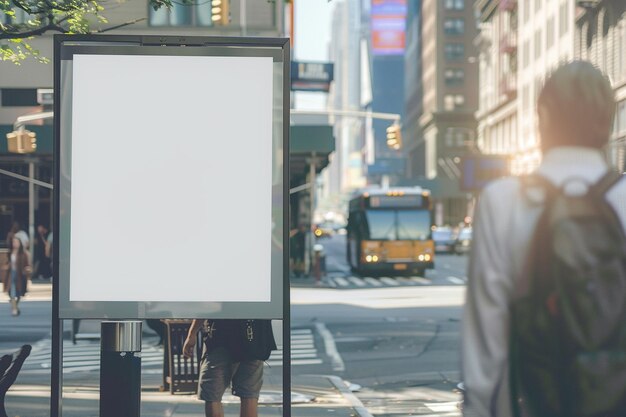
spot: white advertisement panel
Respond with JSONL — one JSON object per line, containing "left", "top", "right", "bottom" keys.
{"left": 68, "top": 54, "right": 273, "bottom": 304}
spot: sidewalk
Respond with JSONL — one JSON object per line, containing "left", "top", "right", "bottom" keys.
{"left": 4, "top": 280, "right": 370, "bottom": 417}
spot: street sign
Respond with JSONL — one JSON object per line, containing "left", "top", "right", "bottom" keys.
{"left": 291, "top": 61, "right": 334, "bottom": 92}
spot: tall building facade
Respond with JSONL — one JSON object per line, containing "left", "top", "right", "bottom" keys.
{"left": 475, "top": 0, "right": 577, "bottom": 174}
{"left": 367, "top": 0, "right": 407, "bottom": 185}
{"left": 407, "top": 0, "right": 478, "bottom": 225}
{"left": 404, "top": 0, "right": 424, "bottom": 178}
{"left": 575, "top": 0, "right": 626, "bottom": 172}
{"left": 327, "top": 0, "right": 366, "bottom": 198}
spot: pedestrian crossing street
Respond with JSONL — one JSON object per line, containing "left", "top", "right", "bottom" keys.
{"left": 324, "top": 275, "right": 467, "bottom": 289}
{"left": 21, "top": 328, "right": 323, "bottom": 374}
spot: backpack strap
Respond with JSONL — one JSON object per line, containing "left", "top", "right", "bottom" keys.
{"left": 588, "top": 169, "right": 623, "bottom": 199}
{"left": 520, "top": 173, "right": 558, "bottom": 205}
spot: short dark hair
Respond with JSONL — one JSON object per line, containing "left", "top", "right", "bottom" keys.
{"left": 538, "top": 60, "right": 615, "bottom": 151}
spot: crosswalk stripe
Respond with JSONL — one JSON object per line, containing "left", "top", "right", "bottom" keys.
{"left": 363, "top": 277, "right": 383, "bottom": 287}
{"left": 447, "top": 276, "right": 466, "bottom": 285}
{"left": 348, "top": 277, "right": 367, "bottom": 287}
{"left": 396, "top": 277, "right": 416, "bottom": 285}
{"left": 334, "top": 277, "right": 350, "bottom": 287}
{"left": 409, "top": 276, "right": 431, "bottom": 284}
{"left": 22, "top": 328, "right": 324, "bottom": 373}
{"left": 380, "top": 277, "right": 400, "bottom": 286}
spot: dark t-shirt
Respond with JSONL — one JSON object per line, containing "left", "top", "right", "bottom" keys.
{"left": 202, "top": 319, "right": 277, "bottom": 361}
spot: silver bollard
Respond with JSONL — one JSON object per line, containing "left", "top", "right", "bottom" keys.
{"left": 100, "top": 321, "right": 142, "bottom": 417}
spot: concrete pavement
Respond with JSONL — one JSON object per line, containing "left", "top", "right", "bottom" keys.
{"left": 2, "top": 280, "right": 371, "bottom": 417}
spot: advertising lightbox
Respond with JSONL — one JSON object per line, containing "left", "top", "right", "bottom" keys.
{"left": 54, "top": 36, "right": 289, "bottom": 319}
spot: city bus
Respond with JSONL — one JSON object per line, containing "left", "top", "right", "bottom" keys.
{"left": 346, "top": 187, "right": 434, "bottom": 275}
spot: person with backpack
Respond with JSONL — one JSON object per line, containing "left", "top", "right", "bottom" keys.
{"left": 462, "top": 60, "right": 626, "bottom": 417}
{"left": 183, "top": 319, "right": 277, "bottom": 417}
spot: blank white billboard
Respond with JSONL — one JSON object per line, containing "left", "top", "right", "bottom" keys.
{"left": 68, "top": 54, "right": 273, "bottom": 303}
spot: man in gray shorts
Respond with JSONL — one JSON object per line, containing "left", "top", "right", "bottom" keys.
{"left": 183, "top": 319, "right": 276, "bottom": 417}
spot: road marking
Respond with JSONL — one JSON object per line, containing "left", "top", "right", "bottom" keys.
{"left": 396, "top": 277, "right": 417, "bottom": 285}
{"left": 447, "top": 276, "right": 466, "bottom": 285}
{"left": 325, "top": 278, "right": 338, "bottom": 288}
{"left": 348, "top": 277, "right": 367, "bottom": 287}
{"left": 363, "top": 277, "right": 383, "bottom": 287}
{"left": 314, "top": 322, "right": 345, "bottom": 372}
{"left": 409, "top": 276, "right": 431, "bottom": 284}
{"left": 334, "top": 277, "right": 350, "bottom": 287}
{"left": 380, "top": 277, "right": 400, "bottom": 286}
{"left": 424, "top": 401, "right": 461, "bottom": 412}
{"left": 23, "top": 328, "right": 325, "bottom": 373}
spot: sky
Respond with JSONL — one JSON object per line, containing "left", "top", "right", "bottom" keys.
{"left": 293, "top": 0, "right": 335, "bottom": 109}
{"left": 294, "top": 0, "right": 334, "bottom": 61}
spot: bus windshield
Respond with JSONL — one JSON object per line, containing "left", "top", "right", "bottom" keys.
{"left": 365, "top": 210, "right": 431, "bottom": 240}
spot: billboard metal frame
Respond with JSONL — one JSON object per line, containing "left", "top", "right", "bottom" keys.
{"left": 52, "top": 34, "right": 291, "bottom": 417}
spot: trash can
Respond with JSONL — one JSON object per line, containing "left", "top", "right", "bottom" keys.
{"left": 100, "top": 321, "right": 142, "bottom": 417}
{"left": 161, "top": 319, "right": 203, "bottom": 394}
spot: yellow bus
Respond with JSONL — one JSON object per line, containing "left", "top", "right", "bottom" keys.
{"left": 347, "top": 187, "right": 434, "bottom": 276}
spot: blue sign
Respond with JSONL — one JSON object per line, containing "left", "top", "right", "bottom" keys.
{"left": 460, "top": 155, "right": 509, "bottom": 192}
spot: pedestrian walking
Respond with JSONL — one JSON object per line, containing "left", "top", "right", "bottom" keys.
{"left": 2, "top": 236, "right": 31, "bottom": 316}
{"left": 462, "top": 61, "right": 626, "bottom": 417}
{"left": 34, "top": 224, "right": 51, "bottom": 279}
{"left": 183, "top": 319, "right": 276, "bottom": 417}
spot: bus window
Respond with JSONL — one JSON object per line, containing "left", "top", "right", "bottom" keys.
{"left": 365, "top": 211, "right": 396, "bottom": 240}
{"left": 396, "top": 210, "right": 431, "bottom": 240}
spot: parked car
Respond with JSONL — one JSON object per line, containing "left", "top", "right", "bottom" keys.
{"left": 432, "top": 227, "right": 456, "bottom": 253}
{"left": 453, "top": 227, "right": 472, "bottom": 254}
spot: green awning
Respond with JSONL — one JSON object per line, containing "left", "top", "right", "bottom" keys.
{"left": 290, "top": 125, "right": 335, "bottom": 154}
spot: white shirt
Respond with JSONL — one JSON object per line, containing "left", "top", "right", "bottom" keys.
{"left": 462, "top": 147, "right": 626, "bottom": 417}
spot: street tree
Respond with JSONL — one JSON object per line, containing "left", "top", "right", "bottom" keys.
{"left": 0, "top": 0, "right": 179, "bottom": 64}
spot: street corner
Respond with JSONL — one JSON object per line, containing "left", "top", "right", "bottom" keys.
{"left": 291, "top": 374, "right": 373, "bottom": 417}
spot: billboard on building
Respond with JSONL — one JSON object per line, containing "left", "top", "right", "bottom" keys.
{"left": 371, "top": 0, "right": 407, "bottom": 56}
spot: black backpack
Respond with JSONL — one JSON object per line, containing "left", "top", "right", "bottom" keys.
{"left": 510, "top": 171, "right": 626, "bottom": 417}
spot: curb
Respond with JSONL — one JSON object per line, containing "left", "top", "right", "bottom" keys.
{"left": 325, "top": 375, "right": 374, "bottom": 417}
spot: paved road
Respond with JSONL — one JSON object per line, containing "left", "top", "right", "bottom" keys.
{"left": 291, "top": 233, "right": 468, "bottom": 416}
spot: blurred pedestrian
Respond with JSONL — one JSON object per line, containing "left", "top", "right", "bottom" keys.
{"left": 34, "top": 224, "right": 51, "bottom": 279}
{"left": 289, "top": 224, "right": 306, "bottom": 277}
{"left": 183, "top": 319, "right": 276, "bottom": 417}
{"left": 463, "top": 61, "right": 626, "bottom": 416}
{"left": 2, "top": 236, "right": 31, "bottom": 316}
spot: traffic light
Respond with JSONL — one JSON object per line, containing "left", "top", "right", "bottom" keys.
{"left": 386, "top": 124, "right": 402, "bottom": 150}
{"left": 211, "top": 0, "right": 230, "bottom": 25}
{"left": 6, "top": 129, "right": 37, "bottom": 154}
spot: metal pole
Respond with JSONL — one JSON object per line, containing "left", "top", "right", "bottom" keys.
{"left": 100, "top": 321, "right": 142, "bottom": 417}
{"left": 308, "top": 152, "right": 316, "bottom": 276}
{"left": 28, "top": 161, "right": 35, "bottom": 259}
{"left": 240, "top": 0, "right": 247, "bottom": 36}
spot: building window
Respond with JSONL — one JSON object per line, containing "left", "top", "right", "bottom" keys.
{"left": 2, "top": 8, "right": 31, "bottom": 24}
{"left": 559, "top": 1, "right": 569, "bottom": 37}
{"left": 444, "top": 68, "right": 465, "bottom": 86}
{"left": 445, "top": 0, "right": 464, "bottom": 10}
{"left": 444, "top": 43, "right": 465, "bottom": 60}
{"left": 524, "top": 0, "right": 530, "bottom": 23}
{"left": 444, "top": 94, "right": 465, "bottom": 110}
{"left": 523, "top": 40, "right": 530, "bottom": 68}
{"left": 546, "top": 16, "right": 555, "bottom": 49}
{"left": 618, "top": 101, "right": 626, "bottom": 135}
{"left": 149, "top": 2, "right": 214, "bottom": 26}
{"left": 534, "top": 29, "right": 542, "bottom": 59}
{"left": 444, "top": 19, "right": 465, "bottom": 35}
